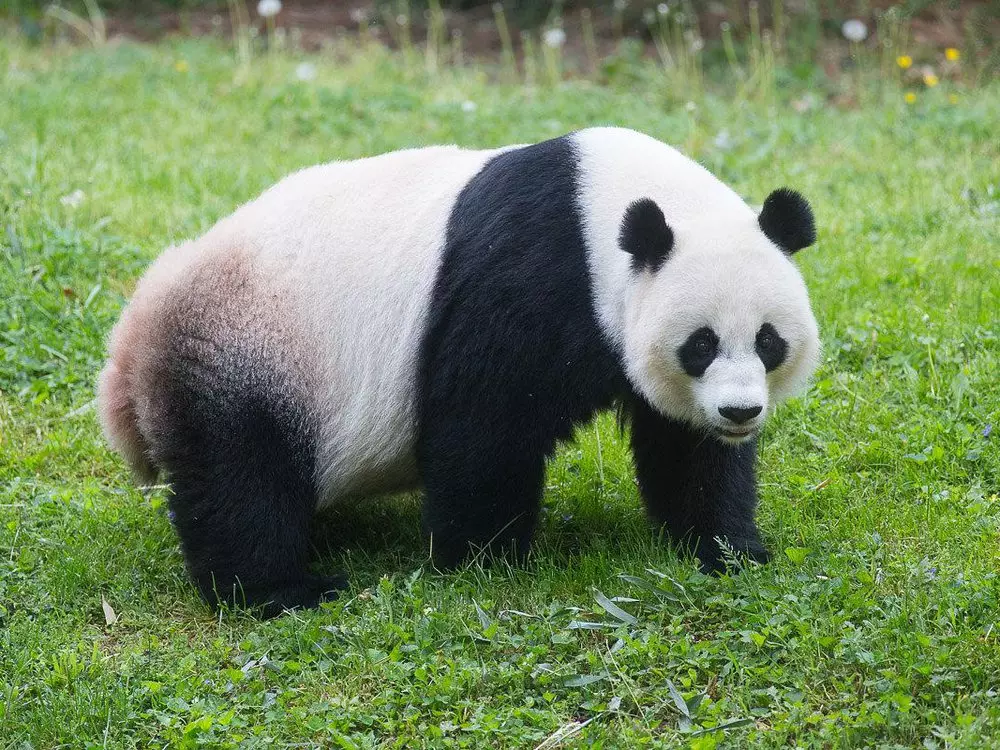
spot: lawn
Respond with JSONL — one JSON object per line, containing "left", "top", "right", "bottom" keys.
{"left": 0, "top": 34, "right": 998, "bottom": 749}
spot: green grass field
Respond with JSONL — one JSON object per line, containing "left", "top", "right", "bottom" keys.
{"left": 1, "top": 36, "right": 998, "bottom": 748}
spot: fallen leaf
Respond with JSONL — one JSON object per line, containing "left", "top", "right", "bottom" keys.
{"left": 102, "top": 596, "right": 118, "bottom": 626}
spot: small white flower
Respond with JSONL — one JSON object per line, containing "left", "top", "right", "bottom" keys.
{"left": 613, "top": 0, "right": 628, "bottom": 12}
{"left": 657, "top": 3, "right": 669, "bottom": 15}
{"left": 257, "top": 0, "right": 281, "bottom": 17}
{"left": 349, "top": 8, "right": 369, "bottom": 24}
{"left": 60, "top": 189, "right": 85, "bottom": 208}
{"left": 542, "top": 27, "right": 566, "bottom": 48}
{"left": 841, "top": 18, "right": 868, "bottom": 43}
{"left": 684, "top": 100, "right": 697, "bottom": 112}
{"left": 295, "top": 62, "right": 316, "bottom": 81}
{"left": 461, "top": 100, "right": 477, "bottom": 113}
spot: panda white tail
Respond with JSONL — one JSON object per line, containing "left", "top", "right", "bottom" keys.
{"left": 97, "top": 353, "right": 158, "bottom": 484}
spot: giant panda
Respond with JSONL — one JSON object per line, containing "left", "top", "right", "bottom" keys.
{"left": 98, "top": 127, "right": 820, "bottom": 617}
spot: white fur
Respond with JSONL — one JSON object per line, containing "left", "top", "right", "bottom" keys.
{"left": 574, "top": 128, "right": 820, "bottom": 442}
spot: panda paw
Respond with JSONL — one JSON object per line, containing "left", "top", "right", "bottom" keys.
{"left": 210, "top": 574, "right": 349, "bottom": 618}
{"left": 258, "top": 575, "right": 349, "bottom": 618}
{"left": 697, "top": 538, "right": 770, "bottom": 576}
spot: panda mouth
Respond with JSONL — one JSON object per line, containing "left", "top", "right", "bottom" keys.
{"left": 715, "top": 426, "right": 758, "bottom": 441}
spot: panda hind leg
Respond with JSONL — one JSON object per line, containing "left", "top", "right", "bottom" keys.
{"left": 142, "top": 344, "right": 345, "bottom": 618}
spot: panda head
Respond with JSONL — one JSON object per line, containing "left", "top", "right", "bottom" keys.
{"left": 619, "top": 188, "right": 820, "bottom": 444}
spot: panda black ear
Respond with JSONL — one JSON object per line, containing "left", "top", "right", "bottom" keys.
{"left": 619, "top": 198, "right": 674, "bottom": 272}
{"left": 758, "top": 188, "right": 816, "bottom": 255}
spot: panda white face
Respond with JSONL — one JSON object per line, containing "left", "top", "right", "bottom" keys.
{"left": 619, "top": 193, "right": 820, "bottom": 444}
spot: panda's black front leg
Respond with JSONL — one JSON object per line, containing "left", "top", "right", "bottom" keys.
{"left": 629, "top": 395, "right": 768, "bottom": 574}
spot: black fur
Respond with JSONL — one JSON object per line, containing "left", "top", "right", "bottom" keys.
{"left": 146, "top": 317, "right": 345, "bottom": 618}
{"left": 417, "top": 136, "right": 627, "bottom": 568}
{"left": 758, "top": 188, "right": 816, "bottom": 254}
{"left": 677, "top": 327, "right": 719, "bottom": 377}
{"left": 755, "top": 322, "right": 788, "bottom": 372}
{"left": 619, "top": 198, "right": 674, "bottom": 272}
{"left": 629, "top": 394, "right": 768, "bottom": 574}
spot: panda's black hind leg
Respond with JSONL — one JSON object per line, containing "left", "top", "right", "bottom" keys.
{"left": 145, "top": 340, "right": 345, "bottom": 618}
{"left": 629, "top": 394, "right": 769, "bottom": 575}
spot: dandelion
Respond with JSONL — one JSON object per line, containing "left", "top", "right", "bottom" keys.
{"left": 904, "top": 92, "right": 917, "bottom": 104}
{"left": 945, "top": 47, "right": 960, "bottom": 62}
{"left": 841, "top": 19, "right": 868, "bottom": 43}
{"left": 257, "top": 0, "right": 281, "bottom": 18}
{"left": 542, "top": 27, "right": 566, "bottom": 49}
{"left": 923, "top": 72, "right": 939, "bottom": 87}
{"left": 685, "top": 30, "right": 704, "bottom": 53}
{"left": 174, "top": 60, "right": 188, "bottom": 73}
{"left": 896, "top": 55, "right": 912, "bottom": 69}
{"left": 295, "top": 62, "right": 316, "bottom": 81}
{"left": 657, "top": 3, "right": 669, "bottom": 15}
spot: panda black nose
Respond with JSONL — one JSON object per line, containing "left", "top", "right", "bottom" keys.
{"left": 718, "top": 405, "right": 763, "bottom": 424}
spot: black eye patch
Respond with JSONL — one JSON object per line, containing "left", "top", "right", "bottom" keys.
{"left": 677, "top": 327, "right": 719, "bottom": 377}
{"left": 755, "top": 323, "right": 788, "bottom": 371}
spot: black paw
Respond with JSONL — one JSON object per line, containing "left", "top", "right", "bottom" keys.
{"left": 696, "top": 538, "right": 770, "bottom": 576}
{"left": 207, "top": 574, "right": 349, "bottom": 618}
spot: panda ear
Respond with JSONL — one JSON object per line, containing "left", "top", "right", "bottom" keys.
{"left": 618, "top": 198, "right": 674, "bottom": 272}
{"left": 758, "top": 188, "right": 816, "bottom": 255}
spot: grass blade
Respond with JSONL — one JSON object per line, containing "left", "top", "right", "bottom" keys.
{"left": 594, "top": 589, "right": 637, "bottom": 625}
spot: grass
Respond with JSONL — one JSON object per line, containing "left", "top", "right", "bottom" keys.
{"left": 1, "top": 34, "right": 998, "bottom": 749}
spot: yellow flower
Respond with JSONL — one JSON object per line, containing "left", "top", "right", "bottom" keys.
{"left": 948, "top": 93, "right": 959, "bottom": 104}
{"left": 174, "top": 60, "right": 189, "bottom": 73}
{"left": 896, "top": 55, "right": 913, "bottom": 69}
{"left": 923, "top": 72, "right": 939, "bottom": 87}
{"left": 945, "top": 48, "right": 960, "bottom": 61}
{"left": 904, "top": 92, "right": 917, "bottom": 104}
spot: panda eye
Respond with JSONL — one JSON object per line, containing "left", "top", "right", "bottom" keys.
{"left": 678, "top": 327, "right": 719, "bottom": 377}
{"left": 755, "top": 323, "right": 788, "bottom": 372}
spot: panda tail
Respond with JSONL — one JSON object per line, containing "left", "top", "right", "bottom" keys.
{"left": 97, "top": 357, "right": 158, "bottom": 485}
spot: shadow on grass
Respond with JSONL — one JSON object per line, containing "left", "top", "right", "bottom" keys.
{"left": 310, "top": 489, "right": 665, "bottom": 590}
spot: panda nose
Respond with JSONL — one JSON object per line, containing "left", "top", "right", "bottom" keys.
{"left": 718, "top": 405, "right": 763, "bottom": 424}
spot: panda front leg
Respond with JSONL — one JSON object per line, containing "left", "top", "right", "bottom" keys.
{"left": 417, "top": 416, "right": 547, "bottom": 569}
{"left": 628, "top": 395, "right": 769, "bottom": 574}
